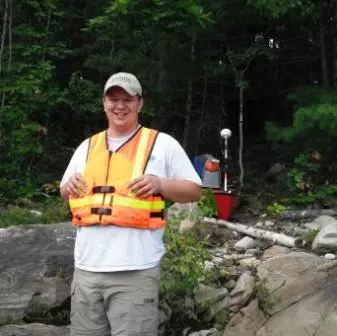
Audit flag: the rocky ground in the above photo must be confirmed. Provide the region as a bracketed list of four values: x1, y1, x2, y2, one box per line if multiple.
[1, 203, 337, 336]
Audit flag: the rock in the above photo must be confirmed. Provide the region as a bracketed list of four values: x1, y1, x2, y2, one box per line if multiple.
[239, 257, 261, 269]
[204, 261, 215, 269]
[167, 202, 200, 221]
[225, 280, 237, 290]
[266, 163, 286, 181]
[179, 219, 197, 232]
[255, 269, 337, 336]
[229, 272, 255, 313]
[293, 227, 310, 236]
[0, 323, 70, 336]
[188, 329, 217, 336]
[324, 253, 336, 260]
[227, 253, 255, 261]
[303, 222, 321, 231]
[312, 222, 337, 253]
[257, 251, 330, 315]
[223, 299, 267, 336]
[207, 226, 237, 246]
[194, 285, 230, 322]
[261, 245, 290, 260]
[255, 239, 273, 251]
[158, 300, 172, 334]
[312, 215, 337, 229]
[234, 237, 256, 252]
[255, 221, 264, 228]
[30, 210, 42, 216]
[0, 223, 75, 324]
[246, 248, 260, 255]
[264, 220, 275, 228]
[194, 285, 229, 308]
[204, 296, 232, 322]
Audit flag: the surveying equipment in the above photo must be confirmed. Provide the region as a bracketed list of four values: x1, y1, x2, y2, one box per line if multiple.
[220, 128, 232, 192]
[201, 157, 221, 188]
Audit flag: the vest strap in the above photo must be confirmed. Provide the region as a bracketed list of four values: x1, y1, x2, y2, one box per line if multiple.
[92, 186, 115, 193]
[150, 210, 165, 219]
[91, 208, 112, 215]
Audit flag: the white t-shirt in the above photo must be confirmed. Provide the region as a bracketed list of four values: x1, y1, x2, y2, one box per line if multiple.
[60, 127, 202, 272]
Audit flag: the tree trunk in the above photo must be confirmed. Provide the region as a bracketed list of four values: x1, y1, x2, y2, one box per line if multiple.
[0, 0, 8, 74]
[319, 3, 329, 87]
[195, 65, 208, 155]
[238, 86, 244, 192]
[183, 33, 196, 150]
[42, 4, 52, 61]
[203, 217, 302, 248]
[151, 35, 166, 130]
[332, 1, 337, 85]
[0, 0, 9, 148]
[280, 208, 337, 220]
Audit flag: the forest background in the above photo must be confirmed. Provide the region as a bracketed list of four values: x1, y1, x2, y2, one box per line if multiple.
[2, 0, 337, 332]
[1, 0, 337, 219]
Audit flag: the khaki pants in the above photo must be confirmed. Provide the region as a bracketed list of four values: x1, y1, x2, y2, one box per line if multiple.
[70, 265, 160, 336]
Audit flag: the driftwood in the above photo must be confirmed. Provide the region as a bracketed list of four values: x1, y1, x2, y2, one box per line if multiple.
[203, 217, 302, 248]
[279, 209, 337, 220]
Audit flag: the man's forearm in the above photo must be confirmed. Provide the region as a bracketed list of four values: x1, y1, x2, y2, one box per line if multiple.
[159, 179, 201, 203]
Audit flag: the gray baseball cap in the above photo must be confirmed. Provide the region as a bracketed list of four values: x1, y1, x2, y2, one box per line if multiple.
[103, 72, 142, 96]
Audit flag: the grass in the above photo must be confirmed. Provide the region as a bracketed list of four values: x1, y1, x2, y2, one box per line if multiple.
[0, 197, 70, 228]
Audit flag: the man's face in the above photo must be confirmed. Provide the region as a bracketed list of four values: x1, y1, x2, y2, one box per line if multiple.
[103, 86, 143, 135]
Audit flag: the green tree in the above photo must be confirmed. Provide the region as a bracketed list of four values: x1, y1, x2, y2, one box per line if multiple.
[0, 0, 68, 199]
[85, 0, 212, 149]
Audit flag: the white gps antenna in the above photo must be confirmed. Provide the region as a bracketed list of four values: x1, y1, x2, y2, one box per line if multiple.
[220, 128, 232, 192]
[220, 128, 232, 139]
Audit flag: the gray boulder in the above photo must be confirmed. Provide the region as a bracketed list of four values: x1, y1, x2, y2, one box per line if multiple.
[312, 222, 337, 253]
[222, 248, 337, 336]
[0, 223, 75, 324]
[0, 323, 69, 336]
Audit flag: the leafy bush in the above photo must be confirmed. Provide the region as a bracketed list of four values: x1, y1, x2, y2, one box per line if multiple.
[161, 216, 214, 320]
[302, 229, 320, 248]
[266, 202, 287, 216]
[197, 188, 218, 217]
[265, 87, 337, 207]
[287, 86, 337, 108]
[0, 197, 70, 228]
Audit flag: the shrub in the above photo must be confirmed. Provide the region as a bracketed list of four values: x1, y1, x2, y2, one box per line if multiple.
[197, 188, 218, 218]
[161, 216, 214, 320]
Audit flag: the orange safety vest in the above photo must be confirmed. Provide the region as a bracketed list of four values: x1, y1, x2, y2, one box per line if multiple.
[69, 127, 166, 229]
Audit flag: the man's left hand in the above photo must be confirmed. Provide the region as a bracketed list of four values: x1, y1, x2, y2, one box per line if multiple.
[127, 175, 163, 198]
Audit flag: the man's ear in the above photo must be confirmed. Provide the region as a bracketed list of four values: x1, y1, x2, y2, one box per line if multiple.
[138, 97, 144, 113]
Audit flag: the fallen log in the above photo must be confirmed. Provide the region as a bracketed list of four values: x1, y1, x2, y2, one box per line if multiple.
[203, 217, 302, 248]
[279, 209, 337, 220]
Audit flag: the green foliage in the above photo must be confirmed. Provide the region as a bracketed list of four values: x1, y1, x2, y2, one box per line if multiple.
[266, 202, 287, 216]
[67, 72, 102, 116]
[0, 198, 70, 228]
[0, 315, 24, 327]
[265, 86, 337, 208]
[302, 228, 320, 247]
[266, 104, 337, 149]
[254, 278, 282, 312]
[161, 217, 214, 319]
[0, 1, 69, 201]
[25, 308, 70, 326]
[197, 188, 218, 217]
[287, 86, 337, 109]
[248, 0, 314, 18]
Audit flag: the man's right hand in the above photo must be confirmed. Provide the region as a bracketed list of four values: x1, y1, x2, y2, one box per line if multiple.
[60, 173, 88, 201]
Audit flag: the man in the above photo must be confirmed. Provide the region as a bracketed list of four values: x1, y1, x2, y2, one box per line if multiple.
[60, 72, 202, 336]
